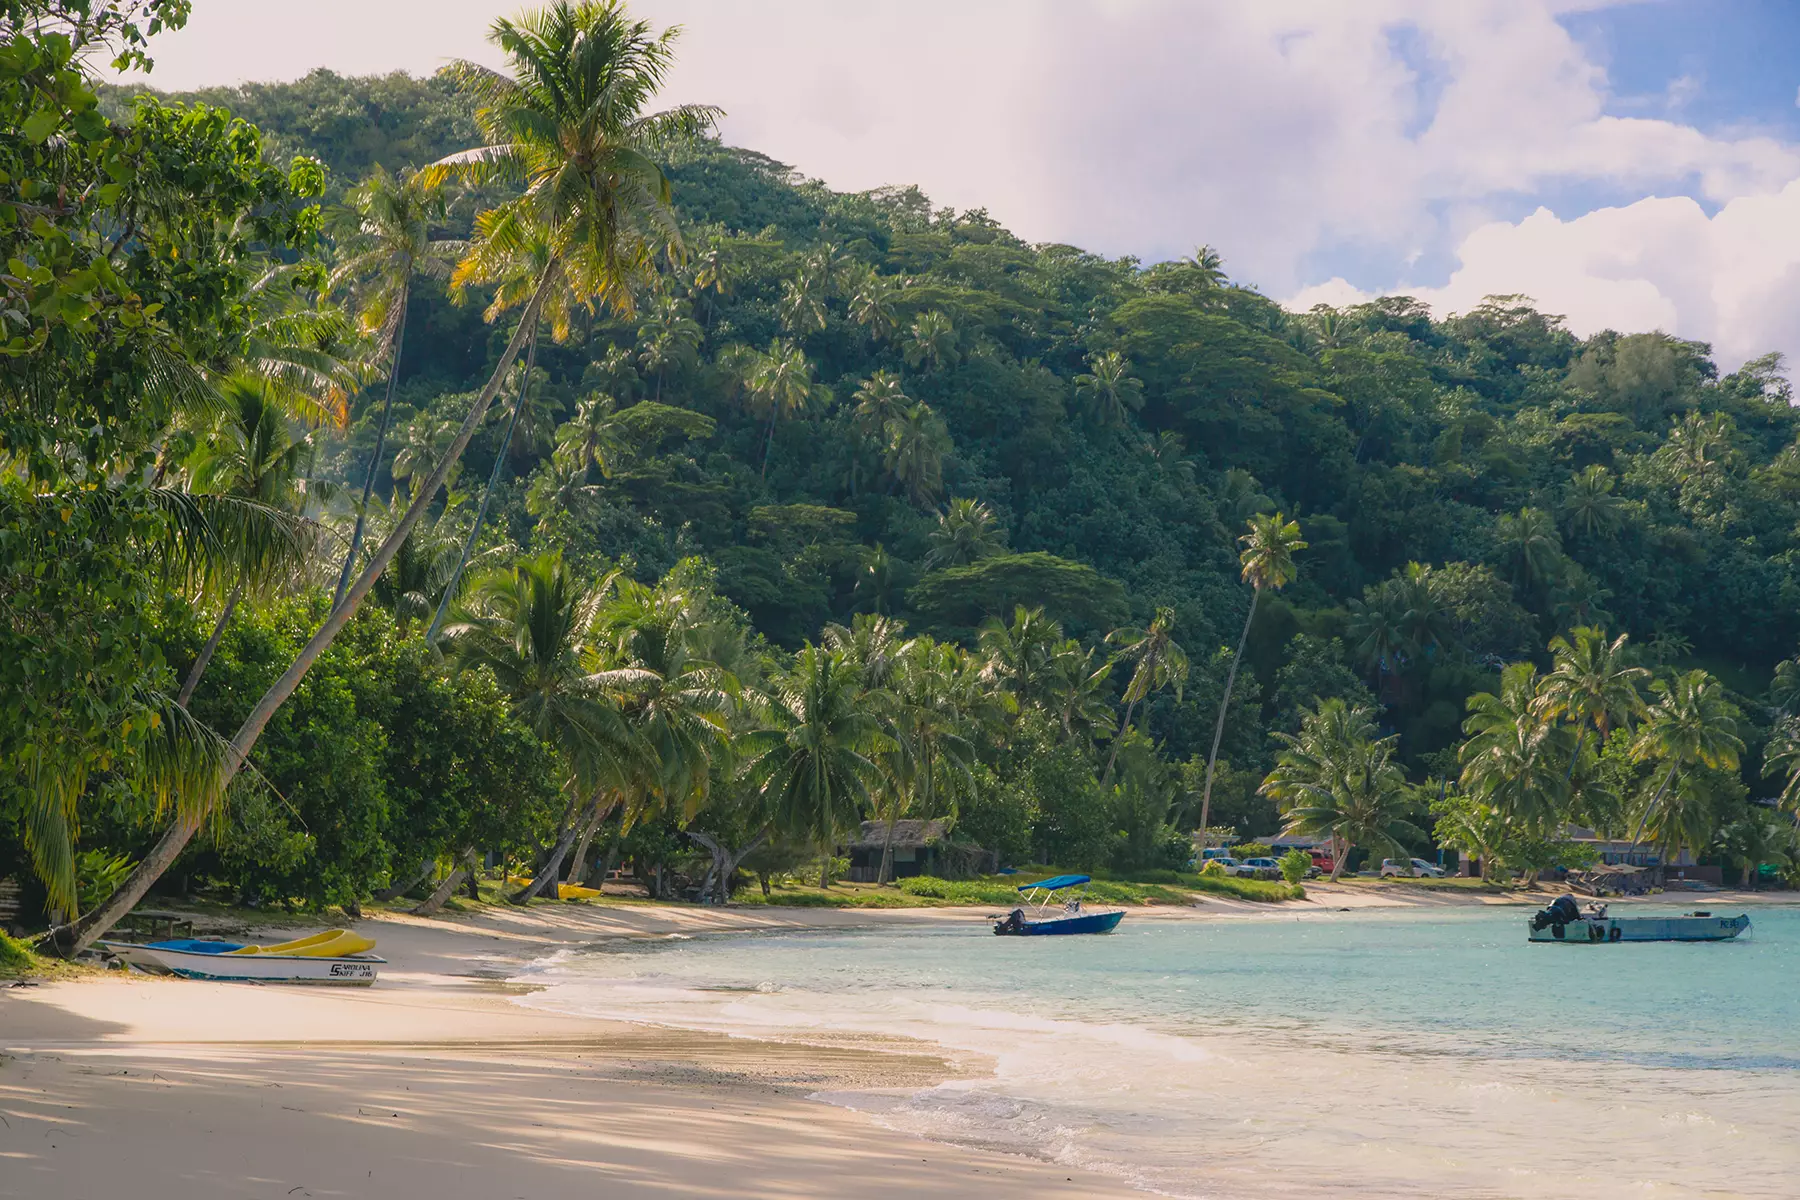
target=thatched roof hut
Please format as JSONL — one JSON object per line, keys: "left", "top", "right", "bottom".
{"left": 849, "top": 819, "right": 949, "bottom": 851}
{"left": 845, "top": 819, "right": 989, "bottom": 881}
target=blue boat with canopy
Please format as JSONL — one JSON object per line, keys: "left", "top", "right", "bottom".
{"left": 992, "top": 874, "right": 1125, "bottom": 936}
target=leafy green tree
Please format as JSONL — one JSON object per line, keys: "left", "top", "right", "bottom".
{"left": 1627, "top": 670, "right": 1743, "bottom": 855}
{"left": 1458, "top": 664, "right": 1571, "bottom": 839}
{"left": 903, "top": 309, "right": 956, "bottom": 372}
{"left": 1536, "top": 626, "right": 1647, "bottom": 777}
{"left": 852, "top": 370, "right": 909, "bottom": 441}
{"left": 1199, "top": 513, "right": 1305, "bottom": 838}
{"left": 739, "top": 338, "right": 830, "bottom": 479}
{"left": 925, "top": 498, "right": 1006, "bottom": 569}
{"left": 636, "top": 293, "right": 702, "bottom": 399}
{"left": 1558, "top": 465, "right": 1622, "bottom": 541}
{"left": 1103, "top": 605, "right": 1188, "bottom": 782}
{"left": 1073, "top": 350, "right": 1143, "bottom": 427}
{"left": 1494, "top": 507, "right": 1563, "bottom": 594}
{"left": 883, "top": 402, "right": 950, "bottom": 506}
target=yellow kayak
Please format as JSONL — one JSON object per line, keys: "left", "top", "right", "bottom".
{"left": 506, "top": 876, "right": 603, "bottom": 901}
{"left": 226, "top": 929, "right": 377, "bottom": 957}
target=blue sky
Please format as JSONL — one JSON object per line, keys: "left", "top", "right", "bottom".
{"left": 121, "top": 0, "right": 1800, "bottom": 367}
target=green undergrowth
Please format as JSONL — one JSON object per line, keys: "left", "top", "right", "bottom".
{"left": 737, "top": 871, "right": 1303, "bottom": 909}
{"left": 0, "top": 932, "right": 34, "bottom": 977}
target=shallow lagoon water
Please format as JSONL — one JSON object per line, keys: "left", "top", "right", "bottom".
{"left": 519, "top": 906, "right": 1800, "bottom": 1198}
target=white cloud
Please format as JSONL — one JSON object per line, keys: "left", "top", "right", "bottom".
{"left": 1288, "top": 181, "right": 1800, "bottom": 370}
{"left": 114, "top": 0, "right": 1800, "bottom": 361}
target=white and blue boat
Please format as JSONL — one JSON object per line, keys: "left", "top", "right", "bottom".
{"left": 1527, "top": 896, "right": 1750, "bottom": 944}
{"left": 992, "top": 874, "right": 1125, "bottom": 936}
{"left": 97, "top": 930, "right": 383, "bottom": 985}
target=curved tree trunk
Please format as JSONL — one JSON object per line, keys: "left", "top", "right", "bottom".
{"left": 176, "top": 584, "right": 242, "bottom": 708}
{"left": 333, "top": 297, "right": 409, "bottom": 609}
{"left": 374, "top": 855, "right": 434, "bottom": 903}
{"left": 412, "top": 850, "right": 475, "bottom": 917}
{"left": 689, "top": 829, "right": 769, "bottom": 906}
{"left": 426, "top": 328, "right": 539, "bottom": 644}
{"left": 1199, "top": 585, "right": 1261, "bottom": 840}
{"left": 60, "top": 265, "right": 557, "bottom": 957}
{"left": 565, "top": 799, "right": 610, "bottom": 885}
{"left": 761, "top": 406, "right": 779, "bottom": 479}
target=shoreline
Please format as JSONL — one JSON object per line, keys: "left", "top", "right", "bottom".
{"left": 5, "top": 888, "right": 1790, "bottom": 1198}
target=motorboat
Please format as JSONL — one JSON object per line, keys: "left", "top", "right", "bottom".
{"left": 992, "top": 874, "right": 1125, "bottom": 936}
{"left": 1526, "top": 895, "right": 1749, "bottom": 944}
{"left": 97, "top": 929, "right": 383, "bottom": 984}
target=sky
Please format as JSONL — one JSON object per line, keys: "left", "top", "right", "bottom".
{"left": 117, "top": 0, "right": 1800, "bottom": 369}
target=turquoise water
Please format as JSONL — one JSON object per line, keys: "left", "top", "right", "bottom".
{"left": 520, "top": 907, "right": 1800, "bottom": 1198}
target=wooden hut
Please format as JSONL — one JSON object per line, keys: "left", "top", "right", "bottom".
{"left": 847, "top": 819, "right": 952, "bottom": 882}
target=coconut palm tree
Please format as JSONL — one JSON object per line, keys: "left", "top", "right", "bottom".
{"left": 903, "top": 309, "right": 956, "bottom": 372}
{"left": 849, "top": 268, "right": 899, "bottom": 342}
{"left": 327, "top": 166, "right": 456, "bottom": 608}
{"left": 1495, "top": 507, "right": 1563, "bottom": 593}
{"left": 636, "top": 293, "right": 702, "bottom": 399}
{"left": 739, "top": 338, "right": 830, "bottom": 479}
{"left": 1199, "top": 512, "right": 1306, "bottom": 837}
{"left": 1558, "top": 464, "right": 1622, "bottom": 541}
{"left": 69, "top": 1, "right": 713, "bottom": 952}
{"left": 874, "top": 638, "right": 977, "bottom": 882}
{"left": 977, "top": 605, "right": 1066, "bottom": 716}
{"left": 1103, "top": 606, "right": 1188, "bottom": 783}
{"left": 1263, "top": 699, "right": 1419, "bottom": 881}
{"left": 883, "top": 402, "right": 949, "bottom": 506}
{"left": 1072, "top": 350, "right": 1143, "bottom": 427}
{"left": 924, "top": 497, "right": 1005, "bottom": 568}
{"left": 1627, "top": 670, "right": 1742, "bottom": 855}
{"left": 1536, "top": 626, "right": 1648, "bottom": 777}
{"left": 443, "top": 552, "right": 647, "bottom": 901}
{"left": 177, "top": 374, "right": 333, "bottom": 705}
{"left": 1458, "top": 664, "right": 1573, "bottom": 842}
{"left": 742, "top": 646, "right": 892, "bottom": 887}
{"left": 778, "top": 272, "right": 829, "bottom": 337}
{"left": 852, "top": 370, "right": 909, "bottom": 441}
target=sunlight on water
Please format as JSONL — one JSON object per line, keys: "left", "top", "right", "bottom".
{"left": 518, "top": 907, "right": 1800, "bottom": 1199}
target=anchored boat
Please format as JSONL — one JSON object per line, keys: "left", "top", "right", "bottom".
{"left": 98, "top": 929, "right": 384, "bottom": 985}
{"left": 1527, "top": 895, "right": 1750, "bottom": 944}
{"left": 993, "top": 874, "right": 1125, "bottom": 936}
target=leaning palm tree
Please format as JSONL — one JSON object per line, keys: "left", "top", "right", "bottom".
{"left": 67, "top": 1, "right": 714, "bottom": 953}
{"left": 445, "top": 552, "right": 646, "bottom": 901}
{"left": 1263, "top": 699, "right": 1419, "bottom": 881}
{"left": 327, "top": 166, "right": 456, "bottom": 608}
{"left": 1102, "top": 606, "right": 1188, "bottom": 783}
{"left": 1199, "top": 512, "right": 1306, "bottom": 838}
{"left": 1535, "top": 626, "right": 1648, "bottom": 778}
{"left": 1626, "top": 670, "right": 1742, "bottom": 854}
{"left": 742, "top": 646, "right": 891, "bottom": 887}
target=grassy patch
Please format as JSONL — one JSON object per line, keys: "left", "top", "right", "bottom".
{"left": 735, "top": 871, "right": 1305, "bottom": 909}
{"left": 0, "top": 931, "right": 34, "bottom": 977}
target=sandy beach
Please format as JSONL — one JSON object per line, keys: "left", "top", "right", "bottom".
{"left": 4, "top": 886, "right": 1787, "bottom": 1199}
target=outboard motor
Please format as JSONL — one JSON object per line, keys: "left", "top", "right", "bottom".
{"left": 1529, "top": 894, "right": 1581, "bottom": 933}
{"left": 993, "top": 908, "right": 1026, "bottom": 935}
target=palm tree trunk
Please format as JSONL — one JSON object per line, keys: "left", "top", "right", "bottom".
{"left": 425, "top": 327, "right": 539, "bottom": 644}
{"left": 1199, "top": 586, "right": 1261, "bottom": 839}
{"left": 878, "top": 804, "right": 901, "bottom": 885}
{"left": 514, "top": 787, "right": 603, "bottom": 904}
{"left": 374, "top": 855, "right": 434, "bottom": 902}
{"left": 176, "top": 584, "right": 241, "bottom": 708}
{"left": 333, "top": 297, "right": 409, "bottom": 609}
{"left": 412, "top": 849, "right": 475, "bottom": 916}
{"left": 1625, "top": 764, "right": 1680, "bottom": 860}
{"left": 761, "top": 406, "right": 779, "bottom": 480}
{"left": 1565, "top": 725, "right": 1586, "bottom": 781}
{"left": 61, "top": 263, "right": 559, "bottom": 957}
{"left": 565, "top": 799, "right": 610, "bottom": 885}
{"left": 1100, "top": 696, "right": 1140, "bottom": 788}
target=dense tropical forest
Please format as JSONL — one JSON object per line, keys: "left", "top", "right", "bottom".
{"left": 6, "top": 0, "right": 1800, "bottom": 946}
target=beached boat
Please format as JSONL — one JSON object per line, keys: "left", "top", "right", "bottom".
{"left": 98, "top": 929, "right": 384, "bottom": 985}
{"left": 993, "top": 874, "right": 1125, "bottom": 936}
{"left": 1526, "top": 895, "right": 1750, "bottom": 944}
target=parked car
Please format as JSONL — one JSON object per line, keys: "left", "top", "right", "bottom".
{"left": 1204, "top": 856, "right": 1244, "bottom": 875}
{"left": 1380, "top": 857, "right": 1447, "bottom": 878}
{"left": 1236, "top": 856, "right": 1283, "bottom": 879}
{"left": 1309, "top": 852, "right": 1335, "bottom": 876}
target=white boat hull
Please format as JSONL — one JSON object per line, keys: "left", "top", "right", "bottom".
{"left": 99, "top": 941, "right": 383, "bottom": 985}
{"left": 1527, "top": 913, "right": 1750, "bottom": 944}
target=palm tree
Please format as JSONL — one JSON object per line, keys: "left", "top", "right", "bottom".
{"left": 1627, "top": 670, "right": 1742, "bottom": 855}
{"left": 1263, "top": 699, "right": 1419, "bottom": 881}
{"left": 70, "top": 0, "right": 713, "bottom": 952}
{"left": 1072, "top": 350, "right": 1143, "bottom": 427}
{"left": 690, "top": 238, "right": 734, "bottom": 326}
{"left": 1718, "top": 809, "right": 1795, "bottom": 891}
{"left": 1199, "top": 513, "right": 1306, "bottom": 838}
{"left": 978, "top": 605, "right": 1066, "bottom": 716}
{"left": 1495, "top": 507, "right": 1563, "bottom": 593}
{"left": 1458, "top": 664, "right": 1573, "bottom": 843}
{"left": 883, "top": 402, "right": 950, "bottom": 506}
{"left": 1144, "top": 430, "right": 1196, "bottom": 486}
{"left": 1536, "top": 626, "right": 1648, "bottom": 778}
{"left": 177, "top": 374, "right": 330, "bottom": 706}
{"left": 742, "top": 646, "right": 891, "bottom": 887}
{"left": 1103, "top": 605, "right": 1188, "bottom": 782}
{"left": 740, "top": 338, "right": 830, "bottom": 479}
{"left": 903, "top": 309, "right": 956, "bottom": 372}
{"left": 1045, "top": 643, "right": 1116, "bottom": 742}
{"left": 778, "top": 273, "right": 829, "bottom": 337}
{"left": 444, "top": 552, "right": 646, "bottom": 901}
{"left": 1662, "top": 412, "right": 1734, "bottom": 482}
{"left": 369, "top": 511, "right": 462, "bottom": 630}
{"left": 1763, "top": 714, "right": 1800, "bottom": 813}
{"left": 875, "top": 638, "right": 977, "bottom": 883}
{"left": 1559, "top": 465, "right": 1622, "bottom": 540}
{"left": 851, "top": 370, "right": 909, "bottom": 441}
{"left": 1185, "top": 244, "right": 1228, "bottom": 289}
{"left": 849, "top": 269, "right": 899, "bottom": 342}
{"left": 924, "top": 497, "right": 1006, "bottom": 568}
{"left": 1346, "top": 589, "right": 1409, "bottom": 682}
{"left": 636, "top": 293, "right": 702, "bottom": 399}
{"left": 327, "top": 166, "right": 455, "bottom": 608}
